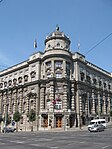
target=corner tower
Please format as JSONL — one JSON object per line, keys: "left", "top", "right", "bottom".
{"left": 44, "top": 26, "right": 71, "bottom": 52}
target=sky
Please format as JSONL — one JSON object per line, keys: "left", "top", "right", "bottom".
{"left": 0, "top": 0, "right": 112, "bottom": 72}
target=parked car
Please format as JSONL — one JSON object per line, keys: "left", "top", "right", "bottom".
{"left": 88, "top": 124, "right": 105, "bottom": 132}
{"left": 88, "top": 119, "right": 107, "bottom": 129}
{"left": 2, "top": 127, "right": 16, "bottom": 133}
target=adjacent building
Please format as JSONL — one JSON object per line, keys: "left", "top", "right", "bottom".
{"left": 0, "top": 27, "right": 112, "bottom": 131}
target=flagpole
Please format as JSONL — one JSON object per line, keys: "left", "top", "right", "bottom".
{"left": 34, "top": 39, "right": 37, "bottom": 49}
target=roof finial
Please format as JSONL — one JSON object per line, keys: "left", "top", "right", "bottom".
{"left": 34, "top": 39, "right": 37, "bottom": 49}
{"left": 56, "top": 24, "right": 59, "bottom": 31}
{"left": 78, "top": 40, "right": 81, "bottom": 51}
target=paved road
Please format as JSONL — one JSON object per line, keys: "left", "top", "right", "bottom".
{"left": 0, "top": 128, "right": 112, "bottom": 149}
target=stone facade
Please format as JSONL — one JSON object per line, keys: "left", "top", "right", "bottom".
{"left": 0, "top": 27, "right": 112, "bottom": 131}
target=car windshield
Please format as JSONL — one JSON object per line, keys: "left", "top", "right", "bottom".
{"left": 101, "top": 121, "right": 105, "bottom": 124}
{"left": 90, "top": 122, "right": 95, "bottom": 125}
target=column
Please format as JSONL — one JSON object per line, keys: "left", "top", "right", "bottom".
{"left": 79, "top": 94, "right": 82, "bottom": 114}
{"left": 71, "top": 83, "right": 75, "bottom": 111}
{"left": 107, "top": 94, "right": 110, "bottom": 114}
{"left": 103, "top": 93, "right": 106, "bottom": 114}
{"left": 0, "top": 92, "right": 2, "bottom": 114}
{"left": 36, "top": 61, "right": 41, "bottom": 80}
{"left": 76, "top": 89, "right": 81, "bottom": 127}
{"left": 92, "top": 90, "right": 95, "bottom": 114}
{"left": 51, "top": 60, "right": 54, "bottom": 76}
{"left": 87, "top": 92, "right": 90, "bottom": 117}
{"left": 98, "top": 91, "right": 101, "bottom": 117}
{"left": 85, "top": 97, "right": 88, "bottom": 115}
{"left": 63, "top": 60, "right": 66, "bottom": 77}
{"left": 63, "top": 84, "right": 68, "bottom": 112}
{"left": 13, "top": 90, "right": 17, "bottom": 113}
{"left": 49, "top": 82, "right": 54, "bottom": 112}
{"left": 26, "top": 95, "right": 29, "bottom": 114}
{"left": 36, "top": 84, "right": 40, "bottom": 130}
{"left": 3, "top": 92, "right": 6, "bottom": 116}
{"left": 18, "top": 89, "right": 23, "bottom": 113}
{"left": 8, "top": 91, "right": 12, "bottom": 114}
{"left": 75, "top": 62, "right": 79, "bottom": 81}
{"left": 40, "top": 85, "right": 45, "bottom": 110}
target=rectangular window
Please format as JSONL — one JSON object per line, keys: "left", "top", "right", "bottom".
{"left": 47, "top": 73, "right": 51, "bottom": 78}
{"left": 46, "top": 61, "right": 51, "bottom": 67}
{"left": 66, "top": 62, "right": 70, "bottom": 70}
{"left": 54, "top": 101, "right": 62, "bottom": 110}
{"left": 55, "top": 61, "right": 62, "bottom": 68}
{"left": 55, "top": 73, "right": 62, "bottom": 78}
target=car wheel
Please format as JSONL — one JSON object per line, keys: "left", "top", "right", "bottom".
{"left": 98, "top": 129, "right": 100, "bottom": 132}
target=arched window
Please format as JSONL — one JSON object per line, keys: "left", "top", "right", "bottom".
{"left": 30, "top": 71, "right": 36, "bottom": 78}
{"left": 80, "top": 72, "right": 85, "bottom": 81}
{"left": 8, "top": 80, "right": 12, "bottom": 86}
{"left": 18, "top": 77, "right": 22, "bottom": 84}
{"left": 13, "top": 79, "right": 17, "bottom": 86}
{"left": 24, "top": 75, "right": 28, "bottom": 82}
{"left": 86, "top": 75, "right": 91, "bottom": 83}
{"left": 104, "top": 82, "right": 106, "bottom": 88}
{"left": 93, "top": 78, "right": 97, "bottom": 85}
{"left": 0, "top": 83, "right": 3, "bottom": 88}
{"left": 4, "top": 81, "right": 7, "bottom": 87}
{"left": 99, "top": 80, "right": 102, "bottom": 87}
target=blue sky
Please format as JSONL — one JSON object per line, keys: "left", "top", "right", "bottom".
{"left": 0, "top": 0, "right": 112, "bottom": 72}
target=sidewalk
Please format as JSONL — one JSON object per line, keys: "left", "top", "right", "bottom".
{"left": 40, "top": 126, "right": 88, "bottom": 132}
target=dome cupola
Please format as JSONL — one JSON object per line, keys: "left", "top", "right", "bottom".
{"left": 44, "top": 25, "right": 71, "bottom": 52}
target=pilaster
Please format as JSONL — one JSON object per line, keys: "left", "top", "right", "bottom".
{"left": 103, "top": 93, "right": 106, "bottom": 114}
{"left": 63, "top": 83, "right": 68, "bottom": 112}
{"left": 40, "top": 85, "right": 45, "bottom": 110}
{"left": 98, "top": 91, "right": 101, "bottom": 116}
{"left": 92, "top": 90, "right": 95, "bottom": 114}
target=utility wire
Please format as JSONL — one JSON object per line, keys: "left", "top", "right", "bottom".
{"left": 84, "top": 33, "right": 112, "bottom": 55}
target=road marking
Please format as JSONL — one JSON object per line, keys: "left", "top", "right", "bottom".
{"left": 30, "top": 144, "right": 40, "bottom": 146}
{"left": 9, "top": 140, "right": 25, "bottom": 144}
{"left": 48, "top": 146, "right": 59, "bottom": 149}
{"left": 79, "top": 141, "right": 86, "bottom": 143}
{"left": 102, "top": 146, "right": 109, "bottom": 149}
{"left": 0, "top": 143, "right": 5, "bottom": 145}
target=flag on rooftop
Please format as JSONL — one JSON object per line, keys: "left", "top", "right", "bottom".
{"left": 34, "top": 39, "right": 37, "bottom": 49}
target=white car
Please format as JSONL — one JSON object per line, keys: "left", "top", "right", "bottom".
{"left": 88, "top": 119, "right": 106, "bottom": 129}
{"left": 88, "top": 124, "right": 105, "bottom": 132}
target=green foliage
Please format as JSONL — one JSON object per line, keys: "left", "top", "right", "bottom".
{"left": 13, "top": 111, "right": 21, "bottom": 122}
{"left": 0, "top": 114, "right": 3, "bottom": 123}
{"left": 29, "top": 109, "right": 36, "bottom": 122}
{"left": 110, "top": 110, "right": 112, "bottom": 117}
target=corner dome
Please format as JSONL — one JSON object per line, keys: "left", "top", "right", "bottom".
{"left": 44, "top": 26, "right": 71, "bottom": 53}
{"left": 44, "top": 26, "right": 71, "bottom": 45}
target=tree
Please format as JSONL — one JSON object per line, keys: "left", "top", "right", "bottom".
{"left": 28, "top": 109, "right": 36, "bottom": 132}
{"left": 0, "top": 114, "right": 3, "bottom": 133}
{"left": 13, "top": 111, "right": 21, "bottom": 132}
{"left": 110, "top": 110, "right": 112, "bottom": 117}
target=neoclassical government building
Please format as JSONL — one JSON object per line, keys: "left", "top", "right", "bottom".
{"left": 0, "top": 27, "right": 112, "bottom": 131}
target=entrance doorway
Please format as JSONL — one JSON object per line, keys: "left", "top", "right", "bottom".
{"left": 69, "top": 115, "right": 75, "bottom": 128}
{"left": 43, "top": 117, "right": 48, "bottom": 127}
{"left": 56, "top": 117, "right": 62, "bottom": 128}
